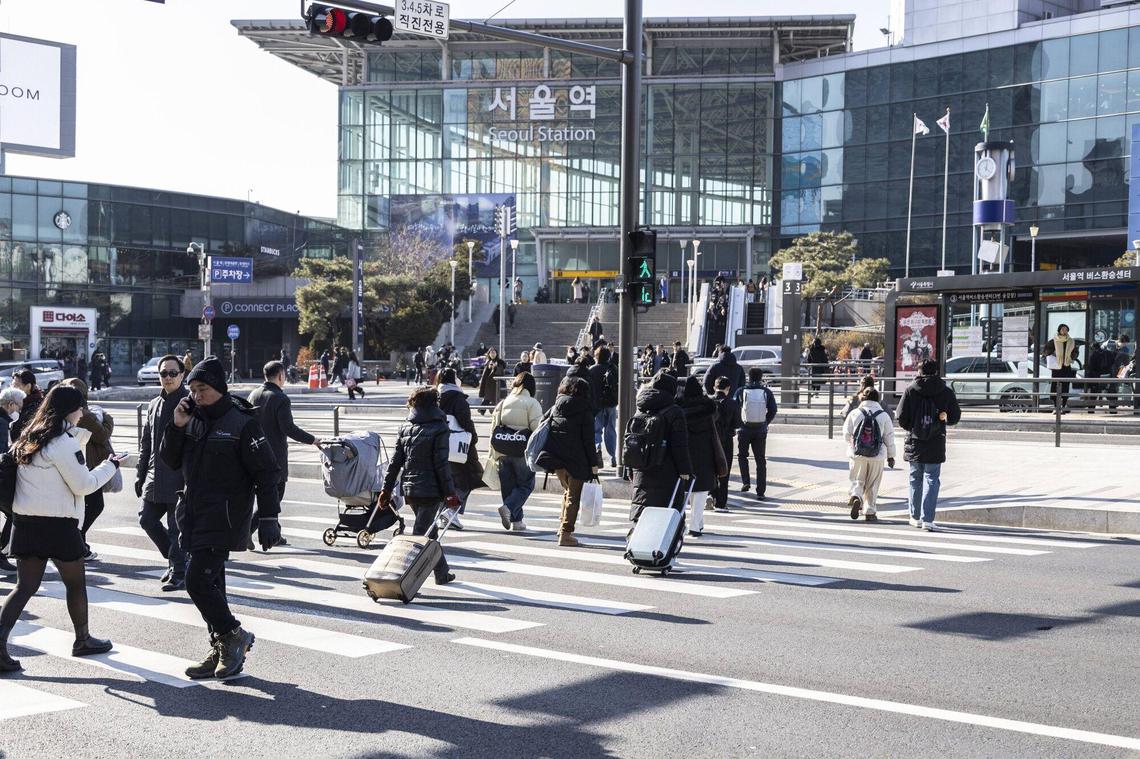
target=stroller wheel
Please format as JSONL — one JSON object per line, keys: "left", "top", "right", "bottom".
{"left": 356, "top": 530, "right": 373, "bottom": 549}
{"left": 632, "top": 566, "right": 641, "bottom": 575}
{"left": 322, "top": 528, "right": 337, "bottom": 547}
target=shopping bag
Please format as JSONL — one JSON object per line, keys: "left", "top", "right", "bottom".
{"left": 580, "top": 480, "right": 604, "bottom": 527}
{"left": 481, "top": 452, "right": 500, "bottom": 490}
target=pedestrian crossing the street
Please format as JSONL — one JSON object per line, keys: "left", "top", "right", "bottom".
{"left": 0, "top": 491, "right": 1107, "bottom": 722}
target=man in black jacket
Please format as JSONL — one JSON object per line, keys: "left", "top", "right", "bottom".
{"left": 896, "top": 359, "right": 961, "bottom": 532}
{"left": 671, "top": 342, "right": 691, "bottom": 378}
{"left": 588, "top": 347, "right": 619, "bottom": 468}
{"left": 136, "top": 355, "right": 190, "bottom": 592}
{"left": 702, "top": 345, "right": 745, "bottom": 397}
{"left": 734, "top": 368, "right": 778, "bottom": 500}
{"left": 248, "top": 361, "right": 320, "bottom": 546}
{"left": 629, "top": 371, "right": 692, "bottom": 520}
{"left": 160, "top": 356, "right": 281, "bottom": 680}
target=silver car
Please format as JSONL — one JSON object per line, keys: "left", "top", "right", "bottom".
{"left": 945, "top": 356, "right": 1072, "bottom": 411}
{"left": 0, "top": 359, "right": 65, "bottom": 390}
{"left": 137, "top": 357, "right": 162, "bottom": 385}
{"left": 691, "top": 345, "right": 785, "bottom": 379}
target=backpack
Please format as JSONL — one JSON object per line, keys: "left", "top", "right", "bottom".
{"left": 0, "top": 450, "right": 15, "bottom": 517}
{"left": 598, "top": 365, "right": 619, "bottom": 408}
{"left": 853, "top": 409, "right": 884, "bottom": 457}
{"left": 909, "top": 394, "right": 943, "bottom": 441}
{"left": 622, "top": 412, "right": 668, "bottom": 470}
{"left": 524, "top": 414, "right": 552, "bottom": 472}
{"left": 740, "top": 387, "right": 770, "bottom": 425}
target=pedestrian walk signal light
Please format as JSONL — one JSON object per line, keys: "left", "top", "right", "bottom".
{"left": 495, "top": 205, "right": 516, "bottom": 238}
{"left": 306, "top": 4, "right": 394, "bottom": 42}
{"left": 626, "top": 228, "right": 657, "bottom": 309}
{"left": 628, "top": 282, "right": 655, "bottom": 306}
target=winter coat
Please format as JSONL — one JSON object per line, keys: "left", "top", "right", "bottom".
{"left": 713, "top": 393, "right": 740, "bottom": 446}
{"left": 702, "top": 352, "right": 746, "bottom": 396}
{"left": 13, "top": 427, "right": 118, "bottom": 520}
{"left": 488, "top": 389, "right": 543, "bottom": 463}
{"left": 0, "top": 408, "right": 14, "bottom": 449}
{"left": 733, "top": 381, "right": 778, "bottom": 429}
{"left": 807, "top": 343, "right": 829, "bottom": 375}
{"left": 513, "top": 361, "right": 532, "bottom": 376}
{"left": 159, "top": 394, "right": 281, "bottom": 552}
{"left": 248, "top": 382, "right": 316, "bottom": 485}
{"left": 9, "top": 386, "right": 44, "bottom": 443}
{"left": 587, "top": 361, "right": 618, "bottom": 410}
{"left": 840, "top": 392, "right": 894, "bottom": 422}
{"left": 382, "top": 405, "right": 455, "bottom": 500}
{"left": 137, "top": 385, "right": 189, "bottom": 503}
{"left": 74, "top": 406, "right": 115, "bottom": 471}
{"left": 680, "top": 394, "right": 720, "bottom": 491}
{"left": 896, "top": 375, "right": 962, "bottom": 464}
{"left": 346, "top": 361, "right": 363, "bottom": 381}
{"left": 589, "top": 320, "right": 603, "bottom": 342}
{"left": 439, "top": 384, "right": 480, "bottom": 491}
{"left": 534, "top": 393, "right": 599, "bottom": 482}
{"left": 672, "top": 349, "right": 691, "bottom": 377}
{"left": 565, "top": 363, "right": 596, "bottom": 410}
{"left": 629, "top": 379, "right": 692, "bottom": 514}
{"left": 842, "top": 400, "right": 897, "bottom": 460}
{"left": 479, "top": 357, "right": 507, "bottom": 404}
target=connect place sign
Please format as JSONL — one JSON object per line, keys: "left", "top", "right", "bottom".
{"left": 208, "top": 256, "right": 253, "bottom": 284}
{"left": 0, "top": 34, "right": 76, "bottom": 158}
{"left": 216, "top": 298, "right": 299, "bottom": 319}
{"left": 394, "top": 0, "right": 449, "bottom": 40}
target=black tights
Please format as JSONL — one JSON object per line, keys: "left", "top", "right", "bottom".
{"left": 0, "top": 558, "right": 89, "bottom": 637}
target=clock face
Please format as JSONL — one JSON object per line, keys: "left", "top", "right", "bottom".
{"left": 976, "top": 157, "right": 997, "bottom": 181}
{"left": 53, "top": 211, "right": 71, "bottom": 230}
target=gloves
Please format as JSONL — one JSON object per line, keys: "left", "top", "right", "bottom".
{"left": 887, "top": 457, "right": 895, "bottom": 469}
{"left": 378, "top": 490, "right": 392, "bottom": 507}
{"left": 257, "top": 518, "right": 281, "bottom": 551}
{"left": 444, "top": 493, "right": 461, "bottom": 509}
{"left": 134, "top": 479, "right": 143, "bottom": 498}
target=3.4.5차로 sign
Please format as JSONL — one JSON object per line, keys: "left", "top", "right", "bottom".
{"left": 394, "top": 0, "right": 449, "bottom": 40}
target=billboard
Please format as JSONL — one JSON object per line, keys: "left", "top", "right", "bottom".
{"left": 895, "top": 305, "right": 938, "bottom": 379}
{"left": 0, "top": 33, "right": 77, "bottom": 158}
{"left": 389, "top": 193, "right": 515, "bottom": 278}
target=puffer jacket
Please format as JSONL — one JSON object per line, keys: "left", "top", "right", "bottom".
{"left": 534, "top": 392, "right": 599, "bottom": 481}
{"left": 13, "top": 427, "right": 118, "bottom": 520}
{"left": 439, "top": 383, "right": 480, "bottom": 491}
{"left": 382, "top": 405, "right": 454, "bottom": 499}
{"left": 630, "top": 374, "right": 692, "bottom": 515}
{"left": 9, "top": 386, "right": 44, "bottom": 443}
{"left": 680, "top": 394, "right": 720, "bottom": 492}
{"left": 896, "top": 375, "right": 962, "bottom": 464}
{"left": 702, "top": 352, "right": 746, "bottom": 396}
{"left": 489, "top": 390, "right": 543, "bottom": 462}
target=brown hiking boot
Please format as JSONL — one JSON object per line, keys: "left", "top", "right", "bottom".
{"left": 557, "top": 532, "right": 580, "bottom": 547}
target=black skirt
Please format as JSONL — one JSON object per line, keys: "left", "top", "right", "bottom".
{"left": 9, "top": 515, "right": 86, "bottom": 562}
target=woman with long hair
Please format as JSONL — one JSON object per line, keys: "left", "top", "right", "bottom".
{"left": 0, "top": 385, "right": 124, "bottom": 672}
{"left": 478, "top": 347, "right": 507, "bottom": 413}
{"left": 534, "top": 376, "right": 600, "bottom": 546}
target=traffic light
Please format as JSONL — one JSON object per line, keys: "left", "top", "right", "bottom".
{"left": 495, "top": 205, "right": 516, "bottom": 238}
{"left": 627, "top": 228, "right": 657, "bottom": 308}
{"left": 305, "top": 4, "right": 394, "bottom": 42}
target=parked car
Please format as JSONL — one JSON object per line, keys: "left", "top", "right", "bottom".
{"left": 137, "top": 356, "right": 162, "bottom": 385}
{"left": 944, "top": 355, "right": 1079, "bottom": 411}
{"left": 690, "top": 345, "right": 785, "bottom": 379}
{"left": 0, "top": 359, "right": 64, "bottom": 390}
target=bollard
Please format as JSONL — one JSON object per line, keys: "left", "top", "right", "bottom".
{"left": 827, "top": 381, "right": 835, "bottom": 440}
{"left": 1054, "top": 383, "right": 1062, "bottom": 448}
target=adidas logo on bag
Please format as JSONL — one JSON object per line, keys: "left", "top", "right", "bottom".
{"left": 494, "top": 431, "right": 528, "bottom": 442}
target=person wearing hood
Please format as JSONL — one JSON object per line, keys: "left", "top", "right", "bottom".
{"left": 534, "top": 376, "right": 601, "bottom": 546}
{"left": 437, "top": 368, "right": 479, "bottom": 531}
{"left": 806, "top": 337, "right": 829, "bottom": 395}
{"left": 678, "top": 376, "right": 723, "bottom": 537}
{"left": 0, "top": 385, "right": 124, "bottom": 673}
{"left": 896, "top": 359, "right": 961, "bottom": 531}
{"left": 59, "top": 378, "right": 115, "bottom": 561}
{"left": 0, "top": 387, "right": 25, "bottom": 574}
{"left": 842, "top": 386, "right": 897, "bottom": 523}
{"left": 159, "top": 357, "right": 282, "bottom": 679}
{"left": 702, "top": 345, "right": 745, "bottom": 396}
{"left": 711, "top": 376, "right": 740, "bottom": 512}
{"left": 734, "top": 367, "right": 777, "bottom": 500}
{"left": 380, "top": 386, "right": 459, "bottom": 585}
{"left": 9, "top": 369, "right": 44, "bottom": 443}
{"left": 628, "top": 371, "right": 692, "bottom": 520}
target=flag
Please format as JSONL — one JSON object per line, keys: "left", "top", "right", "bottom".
{"left": 979, "top": 104, "right": 990, "bottom": 141}
{"left": 914, "top": 116, "right": 930, "bottom": 136}
{"left": 936, "top": 110, "right": 950, "bottom": 134}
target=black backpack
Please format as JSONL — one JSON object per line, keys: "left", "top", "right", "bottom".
{"left": 909, "top": 395, "right": 943, "bottom": 441}
{"left": 599, "top": 365, "right": 619, "bottom": 408}
{"left": 622, "top": 412, "right": 668, "bottom": 470}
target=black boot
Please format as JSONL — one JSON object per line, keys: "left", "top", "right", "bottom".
{"left": 0, "top": 624, "right": 21, "bottom": 672}
{"left": 72, "top": 631, "right": 113, "bottom": 658}
{"left": 214, "top": 626, "right": 254, "bottom": 679}
{"left": 185, "top": 634, "right": 220, "bottom": 680}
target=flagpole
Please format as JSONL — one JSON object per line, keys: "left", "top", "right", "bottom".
{"left": 905, "top": 113, "right": 918, "bottom": 279}
{"left": 940, "top": 107, "right": 951, "bottom": 272}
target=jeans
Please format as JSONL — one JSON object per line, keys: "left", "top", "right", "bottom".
{"left": 498, "top": 456, "right": 535, "bottom": 523}
{"left": 408, "top": 498, "right": 451, "bottom": 581}
{"left": 139, "top": 500, "right": 186, "bottom": 580}
{"left": 908, "top": 461, "right": 942, "bottom": 524}
{"left": 186, "top": 549, "right": 239, "bottom": 637}
{"left": 594, "top": 406, "right": 617, "bottom": 463}
{"left": 737, "top": 426, "right": 768, "bottom": 495}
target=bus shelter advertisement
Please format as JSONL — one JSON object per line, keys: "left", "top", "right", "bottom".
{"left": 896, "top": 305, "right": 939, "bottom": 379}
{"left": 389, "top": 194, "right": 515, "bottom": 278}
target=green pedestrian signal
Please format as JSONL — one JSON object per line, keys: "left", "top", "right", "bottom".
{"left": 627, "top": 228, "right": 658, "bottom": 308}
{"left": 637, "top": 259, "right": 652, "bottom": 280}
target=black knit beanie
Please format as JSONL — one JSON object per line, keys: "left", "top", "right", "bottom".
{"left": 186, "top": 356, "right": 228, "bottom": 395}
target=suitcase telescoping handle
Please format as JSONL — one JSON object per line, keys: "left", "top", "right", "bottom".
{"left": 668, "top": 476, "right": 696, "bottom": 509}
{"left": 435, "top": 503, "right": 461, "bottom": 542}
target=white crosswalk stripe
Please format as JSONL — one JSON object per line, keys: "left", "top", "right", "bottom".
{"left": 736, "top": 517, "right": 1108, "bottom": 549}
{"left": 0, "top": 680, "right": 86, "bottom": 720}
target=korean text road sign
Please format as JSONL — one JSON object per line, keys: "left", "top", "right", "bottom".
{"left": 394, "top": 0, "right": 449, "bottom": 40}
{"left": 209, "top": 256, "right": 253, "bottom": 284}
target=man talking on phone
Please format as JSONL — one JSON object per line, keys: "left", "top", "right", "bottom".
{"left": 160, "top": 356, "right": 281, "bottom": 679}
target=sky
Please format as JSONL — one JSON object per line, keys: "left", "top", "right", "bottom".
{"left": 1, "top": 0, "right": 890, "bottom": 220}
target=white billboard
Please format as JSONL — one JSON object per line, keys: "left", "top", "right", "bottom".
{"left": 0, "top": 33, "right": 76, "bottom": 158}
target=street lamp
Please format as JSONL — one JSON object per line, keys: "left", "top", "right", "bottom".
{"left": 449, "top": 259, "right": 458, "bottom": 346}
{"left": 187, "top": 241, "right": 210, "bottom": 357}
{"left": 465, "top": 240, "right": 475, "bottom": 323}
{"left": 510, "top": 238, "right": 519, "bottom": 302}
{"left": 686, "top": 259, "right": 696, "bottom": 325}
{"left": 678, "top": 239, "right": 688, "bottom": 305}
{"left": 1028, "top": 225, "right": 1039, "bottom": 271}
{"left": 690, "top": 239, "right": 703, "bottom": 321}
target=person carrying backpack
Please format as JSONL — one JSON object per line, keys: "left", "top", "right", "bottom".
{"left": 734, "top": 367, "right": 777, "bottom": 500}
{"left": 843, "top": 386, "right": 896, "bottom": 522}
{"left": 896, "top": 359, "right": 961, "bottom": 531}
{"left": 489, "top": 373, "right": 543, "bottom": 532}
{"left": 627, "top": 371, "right": 692, "bottom": 520}
{"left": 711, "top": 376, "right": 740, "bottom": 512}
{"left": 678, "top": 376, "right": 722, "bottom": 537}
{"left": 588, "top": 346, "right": 619, "bottom": 468}
{"left": 534, "top": 376, "right": 600, "bottom": 546}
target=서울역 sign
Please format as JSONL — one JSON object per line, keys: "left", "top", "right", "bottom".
{"left": 487, "top": 83, "right": 598, "bottom": 144}
{"left": 394, "top": 0, "right": 449, "bottom": 40}
{"left": 1058, "top": 268, "right": 1133, "bottom": 282}
{"left": 209, "top": 256, "right": 253, "bottom": 284}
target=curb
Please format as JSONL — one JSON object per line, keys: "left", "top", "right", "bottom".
{"left": 933, "top": 505, "right": 1140, "bottom": 535}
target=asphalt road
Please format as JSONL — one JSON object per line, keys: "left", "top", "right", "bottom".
{"left": 1, "top": 457, "right": 1138, "bottom": 758}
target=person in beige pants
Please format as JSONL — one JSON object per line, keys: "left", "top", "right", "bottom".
{"left": 842, "top": 386, "right": 897, "bottom": 523}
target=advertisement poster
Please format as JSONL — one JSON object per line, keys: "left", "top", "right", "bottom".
{"left": 389, "top": 193, "right": 515, "bottom": 278}
{"left": 896, "top": 305, "right": 939, "bottom": 379}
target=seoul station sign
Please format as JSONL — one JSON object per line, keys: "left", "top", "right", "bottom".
{"left": 485, "top": 83, "right": 598, "bottom": 144}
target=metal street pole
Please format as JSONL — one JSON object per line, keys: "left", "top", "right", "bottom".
{"left": 190, "top": 242, "right": 211, "bottom": 358}
{"left": 465, "top": 240, "right": 475, "bottom": 323}
{"left": 616, "top": 0, "right": 643, "bottom": 467}
{"left": 449, "top": 260, "right": 457, "bottom": 346}
{"left": 498, "top": 223, "right": 507, "bottom": 359}
{"left": 1030, "top": 225, "right": 1038, "bottom": 271}
{"left": 678, "top": 239, "right": 687, "bottom": 306}
{"left": 351, "top": 238, "right": 363, "bottom": 358}
{"left": 510, "top": 239, "right": 519, "bottom": 302}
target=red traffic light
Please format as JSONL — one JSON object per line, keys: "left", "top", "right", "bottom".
{"left": 308, "top": 5, "right": 347, "bottom": 35}
{"left": 307, "top": 4, "right": 393, "bottom": 42}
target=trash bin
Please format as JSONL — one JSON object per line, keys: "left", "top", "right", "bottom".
{"left": 531, "top": 363, "right": 568, "bottom": 412}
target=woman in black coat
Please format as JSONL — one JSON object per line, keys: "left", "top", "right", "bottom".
{"left": 629, "top": 371, "right": 692, "bottom": 520}
{"left": 534, "top": 376, "right": 600, "bottom": 547}
{"left": 436, "top": 368, "right": 480, "bottom": 530}
{"left": 678, "top": 376, "right": 721, "bottom": 536}
{"left": 477, "top": 348, "right": 507, "bottom": 412}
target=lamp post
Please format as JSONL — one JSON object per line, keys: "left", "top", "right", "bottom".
{"left": 1133, "top": 239, "right": 1140, "bottom": 268}
{"left": 678, "top": 239, "right": 687, "bottom": 305}
{"left": 690, "top": 239, "right": 702, "bottom": 321}
{"left": 686, "top": 259, "right": 696, "bottom": 325}
{"left": 465, "top": 240, "right": 475, "bottom": 323}
{"left": 187, "top": 242, "right": 210, "bottom": 358}
{"left": 510, "top": 238, "right": 519, "bottom": 302}
{"left": 1029, "top": 225, "right": 1039, "bottom": 272}
{"left": 449, "top": 260, "right": 458, "bottom": 346}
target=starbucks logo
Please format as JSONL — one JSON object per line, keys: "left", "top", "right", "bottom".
{"left": 53, "top": 211, "right": 72, "bottom": 230}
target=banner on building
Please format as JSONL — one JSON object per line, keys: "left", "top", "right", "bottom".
{"left": 389, "top": 193, "right": 516, "bottom": 279}
{"left": 895, "top": 305, "right": 938, "bottom": 379}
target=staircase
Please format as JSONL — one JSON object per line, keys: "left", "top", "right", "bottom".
{"left": 596, "top": 302, "right": 689, "bottom": 351}
{"left": 470, "top": 303, "right": 594, "bottom": 362}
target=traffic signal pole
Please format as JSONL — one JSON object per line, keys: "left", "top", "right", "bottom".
{"left": 616, "top": 0, "right": 642, "bottom": 467}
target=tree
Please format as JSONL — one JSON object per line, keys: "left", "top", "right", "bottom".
{"left": 848, "top": 257, "right": 890, "bottom": 288}
{"left": 369, "top": 225, "right": 452, "bottom": 278}
{"left": 386, "top": 302, "right": 442, "bottom": 352}
{"left": 293, "top": 258, "right": 351, "bottom": 348}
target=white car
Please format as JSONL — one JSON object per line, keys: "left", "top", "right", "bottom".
{"left": 690, "top": 345, "right": 785, "bottom": 379}
{"left": 0, "top": 359, "right": 64, "bottom": 390}
{"left": 945, "top": 356, "right": 1076, "bottom": 411}
{"left": 137, "top": 357, "right": 162, "bottom": 385}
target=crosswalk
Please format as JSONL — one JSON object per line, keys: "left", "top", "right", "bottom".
{"left": 0, "top": 489, "right": 1107, "bottom": 721}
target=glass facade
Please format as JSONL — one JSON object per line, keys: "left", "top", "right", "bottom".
{"left": 0, "top": 176, "right": 346, "bottom": 372}
{"left": 781, "top": 28, "right": 1140, "bottom": 274}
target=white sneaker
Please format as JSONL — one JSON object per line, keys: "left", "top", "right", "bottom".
{"left": 908, "top": 517, "right": 921, "bottom": 528}
{"left": 439, "top": 511, "right": 464, "bottom": 531}
{"left": 510, "top": 521, "right": 527, "bottom": 532}
{"left": 922, "top": 521, "right": 937, "bottom": 532}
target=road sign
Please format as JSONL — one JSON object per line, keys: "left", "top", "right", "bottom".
{"left": 393, "top": 0, "right": 449, "bottom": 40}
{"left": 227, "top": 324, "right": 240, "bottom": 340}
{"left": 202, "top": 305, "right": 215, "bottom": 321}
{"left": 197, "top": 323, "right": 212, "bottom": 341}
{"left": 209, "top": 256, "right": 253, "bottom": 284}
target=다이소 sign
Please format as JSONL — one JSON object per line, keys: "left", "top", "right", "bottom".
{"left": 394, "top": 0, "right": 449, "bottom": 40}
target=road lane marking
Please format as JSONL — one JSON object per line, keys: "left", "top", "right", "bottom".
{"left": 452, "top": 638, "right": 1140, "bottom": 752}
{"left": 720, "top": 523, "right": 1048, "bottom": 555}
{"left": 736, "top": 517, "right": 1106, "bottom": 548}
{"left": 654, "top": 530, "right": 988, "bottom": 563}
{"left": 0, "top": 681, "right": 86, "bottom": 720}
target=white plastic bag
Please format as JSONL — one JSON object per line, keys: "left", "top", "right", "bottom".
{"left": 580, "top": 481, "right": 603, "bottom": 527}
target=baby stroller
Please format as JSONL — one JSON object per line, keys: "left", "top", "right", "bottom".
{"left": 318, "top": 431, "right": 406, "bottom": 549}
